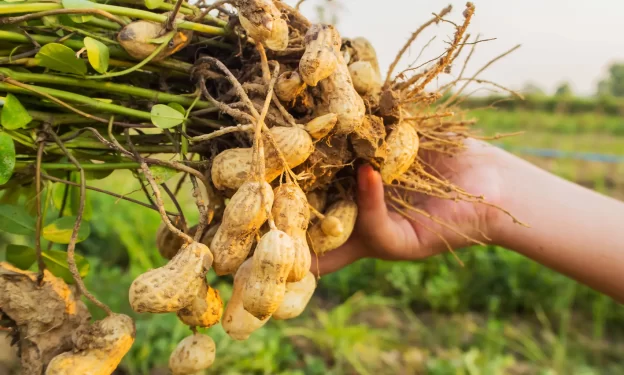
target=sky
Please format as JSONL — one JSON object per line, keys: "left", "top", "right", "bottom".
{"left": 287, "top": 0, "right": 624, "bottom": 97}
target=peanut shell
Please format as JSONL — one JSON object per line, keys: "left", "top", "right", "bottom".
{"left": 273, "top": 272, "right": 317, "bottom": 320}
{"left": 380, "top": 120, "right": 420, "bottom": 183}
{"left": 168, "top": 334, "right": 215, "bottom": 375}
{"left": 308, "top": 200, "right": 358, "bottom": 254}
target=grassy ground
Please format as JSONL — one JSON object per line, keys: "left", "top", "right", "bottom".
{"left": 2, "top": 109, "right": 623, "bottom": 374}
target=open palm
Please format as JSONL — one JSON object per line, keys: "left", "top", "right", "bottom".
{"left": 313, "top": 138, "right": 508, "bottom": 275}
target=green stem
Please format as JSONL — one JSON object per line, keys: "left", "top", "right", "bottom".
{"left": 0, "top": 68, "right": 210, "bottom": 108}
{"left": 109, "top": 0, "right": 227, "bottom": 27}
{"left": 27, "top": 110, "right": 105, "bottom": 126}
{"left": 0, "top": 30, "right": 194, "bottom": 73}
{"left": 58, "top": 25, "right": 119, "bottom": 44}
{"left": 0, "top": 3, "right": 227, "bottom": 35}
{"left": 85, "top": 31, "right": 174, "bottom": 80}
{"left": 85, "top": 16, "right": 121, "bottom": 31}
{"left": 0, "top": 81, "right": 152, "bottom": 120}
{"left": 15, "top": 161, "right": 141, "bottom": 170}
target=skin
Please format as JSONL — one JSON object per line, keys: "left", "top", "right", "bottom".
{"left": 312, "top": 138, "right": 624, "bottom": 303}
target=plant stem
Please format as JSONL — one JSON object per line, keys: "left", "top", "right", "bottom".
{"left": 0, "top": 30, "right": 194, "bottom": 73}
{"left": 16, "top": 161, "right": 141, "bottom": 170}
{"left": 0, "top": 68, "right": 210, "bottom": 108}
{"left": 0, "top": 8, "right": 127, "bottom": 26}
{"left": 110, "top": 0, "right": 228, "bottom": 27}
{"left": 0, "top": 81, "right": 152, "bottom": 120}
{"left": 86, "top": 16, "right": 122, "bottom": 30}
{"left": 0, "top": 3, "right": 227, "bottom": 35}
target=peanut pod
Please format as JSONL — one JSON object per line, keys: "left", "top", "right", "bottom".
{"left": 118, "top": 18, "right": 192, "bottom": 62}
{"left": 272, "top": 183, "right": 312, "bottom": 282}
{"left": 299, "top": 24, "right": 340, "bottom": 86}
{"left": 211, "top": 181, "right": 273, "bottom": 276}
{"left": 275, "top": 71, "right": 306, "bottom": 103}
{"left": 349, "top": 60, "right": 382, "bottom": 96}
{"left": 129, "top": 242, "right": 213, "bottom": 313}
{"left": 177, "top": 282, "right": 223, "bottom": 328}
{"left": 305, "top": 113, "right": 338, "bottom": 139}
{"left": 211, "top": 126, "right": 314, "bottom": 191}
{"left": 273, "top": 272, "right": 317, "bottom": 320}
{"left": 237, "top": 0, "right": 289, "bottom": 51}
{"left": 222, "top": 259, "right": 270, "bottom": 340}
{"left": 169, "top": 334, "right": 216, "bottom": 375}
{"left": 380, "top": 120, "right": 420, "bottom": 184}
{"left": 46, "top": 314, "right": 135, "bottom": 375}
{"left": 308, "top": 200, "right": 358, "bottom": 254}
{"left": 243, "top": 229, "right": 296, "bottom": 320}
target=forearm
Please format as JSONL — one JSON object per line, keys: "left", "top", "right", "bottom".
{"left": 494, "top": 150, "right": 624, "bottom": 303}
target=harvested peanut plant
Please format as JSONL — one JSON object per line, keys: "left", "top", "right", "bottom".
{"left": 0, "top": 0, "right": 524, "bottom": 373}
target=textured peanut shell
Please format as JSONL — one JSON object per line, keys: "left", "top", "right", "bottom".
{"left": 273, "top": 272, "right": 317, "bottom": 320}
{"left": 243, "top": 230, "right": 296, "bottom": 319}
{"left": 129, "top": 242, "right": 213, "bottom": 313}
{"left": 305, "top": 113, "right": 338, "bottom": 139}
{"left": 177, "top": 282, "right": 223, "bottom": 328}
{"left": 45, "top": 314, "right": 135, "bottom": 375}
{"left": 272, "top": 183, "right": 311, "bottom": 282}
{"left": 349, "top": 37, "right": 382, "bottom": 78}
{"left": 237, "top": 0, "right": 288, "bottom": 51}
{"left": 211, "top": 181, "right": 273, "bottom": 275}
{"left": 276, "top": 71, "right": 306, "bottom": 103}
{"left": 380, "top": 121, "right": 420, "bottom": 184}
{"left": 318, "top": 43, "right": 366, "bottom": 135}
{"left": 168, "top": 334, "right": 215, "bottom": 375}
{"left": 222, "top": 259, "right": 270, "bottom": 340}
{"left": 299, "top": 24, "right": 340, "bottom": 86}
{"left": 117, "top": 19, "right": 192, "bottom": 62}
{"left": 321, "top": 216, "right": 344, "bottom": 237}
{"left": 306, "top": 190, "right": 327, "bottom": 217}
{"left": 211, "top": 126, "right": 314, "bottom": 191}
{"left": 349, "top": 61, "right": 382, "bottom": 96}
{"left": 308, "top": 200, "right": 358, "bottom": 254}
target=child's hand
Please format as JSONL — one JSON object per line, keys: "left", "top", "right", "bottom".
{"left": 311, "top": 139, "right": 508, "bottom": 275}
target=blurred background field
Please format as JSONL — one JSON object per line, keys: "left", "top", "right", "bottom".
{"left": 3, "top": 1, "right": 624, "bottom": 374}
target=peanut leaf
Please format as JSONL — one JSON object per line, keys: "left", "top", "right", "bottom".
{"left": 35, "top": 43, "right": 87, "bottom": 75}
{"left": 42, "top": 249, "right": 90, "bottom": 284}
{"left": 0, "top": 132, "right": 16, "bottom": 185}
{"left": 150, "top": 104, "right": 184, "bottom": 129}
{"left": 42, "top": 216, "right": 90, "bottom": 244}
{"left": 84, "top": 37, "right": 109, "bottom": 74}
{"left": 0, "top": 204, "right": 35, "bottom": 235}
{"left": 5, "top": 244, "right": 36, "bottom": 270}
{"left": 168, "top": 102, "right": 185, "bottom": 115}
{"left": 1, "top": 94, "right": 32, "bottom": 130}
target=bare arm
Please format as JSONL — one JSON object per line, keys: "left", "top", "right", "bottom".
{"left": 494, "top": 150, "right": 624, "bottom": 303}
{"left": 314, "top": 140, "right": 624, "bottom": 303}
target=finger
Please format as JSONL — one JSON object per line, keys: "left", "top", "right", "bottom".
{"left": 357, "top": 164, "right": 388, "bottom": 215}
{"left": 309, "top": 236, "right": 363, "bottom": 276}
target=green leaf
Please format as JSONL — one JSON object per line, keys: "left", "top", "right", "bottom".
{"left": 0, "top": 132, "right": 16, "bottom": 185}
{"left": 69, "top": 14, "right": 93, "bottom": 23}
{"left": 150, "top": 104, "right": 184, "bottom": 129}
{"left": 139, "top": 165, "right": 178, "bottom": 185}
{"left": 35, "top": 43, "right": 87, "bottom": 76}
{"left": 42, "top": 249, "right": 90, "bottom": 283}
{"left": 1, "top": 94, "right": 32, "bottom": 130}
{"left": 145, "top": 0, "right": 163, "bottom": 10}
{"left": 168, "top": 102, "right": 185, "bottom": 115}
{"left": 84, "top": 37, "right": 109, "bottom": 74}
{"left": 0, "top": 204, "right": 35, "bottom": 235}
{"left": 42, "top": 216, "right": 90, "bottom": 244}
{"left": 5, "top": 244, "right": 36, "bottom": 270}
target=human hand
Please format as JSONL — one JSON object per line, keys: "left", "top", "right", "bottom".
{"left": 311, "top": 138, "right": 510, "bottom": 275}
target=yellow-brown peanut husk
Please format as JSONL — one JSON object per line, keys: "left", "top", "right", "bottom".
{"left": 272, "top": 183, "right": 311, "bottom": 282}
{"left": 307, "top": 190, "right": 328, "bottom": 217}
{"left": 237, "top": 0, "right": 289, "bottom": 51}
{"left": 211, "top": 126, "right": 314, "bottom": 191}
{"left": 305, "top": 113, "right": 338, "bottom": 139}
{"left": 177, "top": 282, "right": 223, "bottom": 328}
{"left": 320, "top": 216, "right": 344, "bottom": 237}
{"left": 117, "top": 18, "right": 192, "bottom": 62}
{"left": 45, "top": 314, "right": 135, "bottom": 375}
{"left": 273, "top": 272, "right": 317, "bottom": 320}
{"left": 275, "top": 71, "right": 306, "bottom": 103}
{"left": 222, "top": 259, "right": 270, "bottom": 340}
{"left": 168, "top": 333, "right": 215, "bottom": 375}
{"left": 156, "top": 221, "right": 196, "bottom": 260}
{"left": 317, "top": 37, "right": 366, "bottom": 135}
{"left": 380, "top": 120, "right": 420, "bottom": 184}
{"left": 129, "top": 242, "right": 213, "bottom": 313}
{"left": 299, "top": 24, "right": 340, "bottom": 86}
{"left": 243, "top": 229, "right": 296, "bottom": 320}
{"left": 347, "top": 37, "right": 382, "bottom": 79}
{"left": 308, "top": 200, "right": 358, "bottom": 255}
{"left": 349, "top": 61, "right": 382, "bottom": 96}
{"left": 211, "top": 181, "right": 273, "bottom": 275}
